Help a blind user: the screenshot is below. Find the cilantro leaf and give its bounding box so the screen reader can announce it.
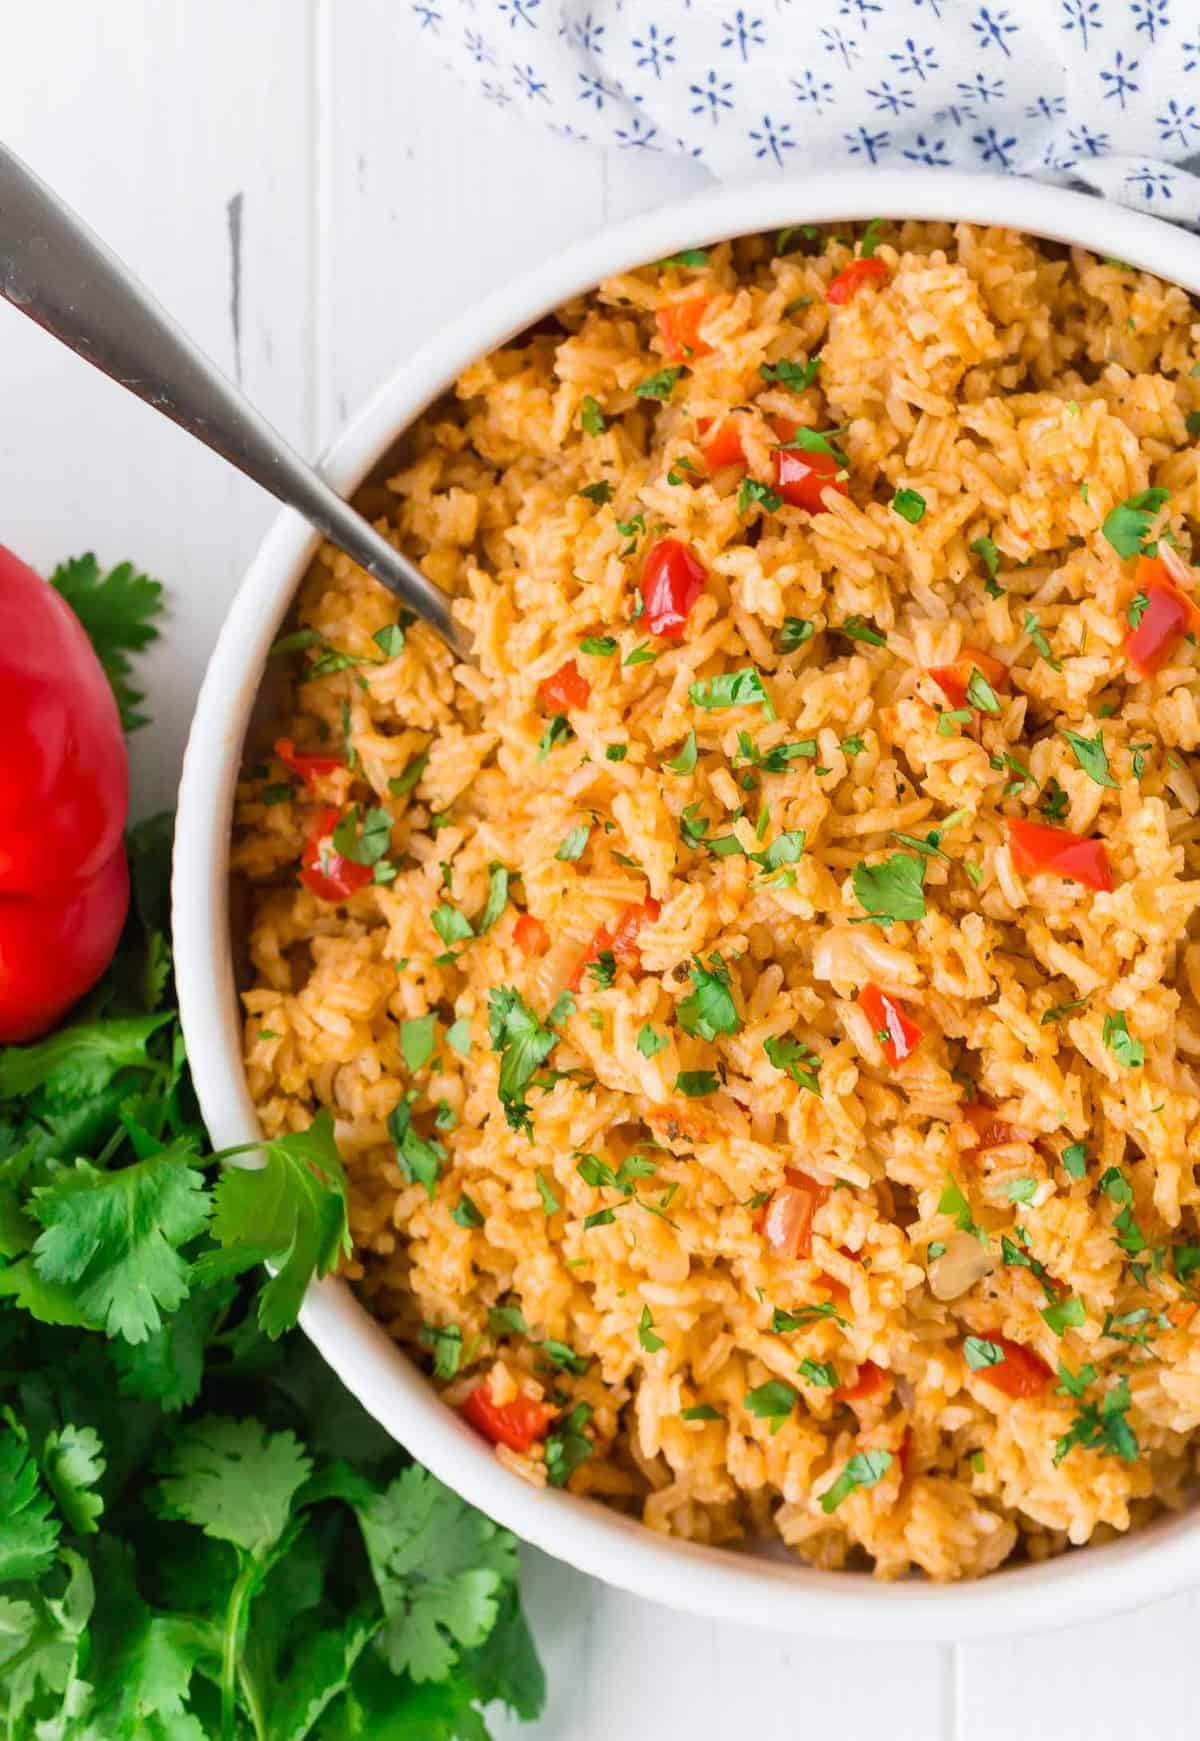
[387,1099,445,1199]
[195,1112,351,1338]
[637,1305,665,1352]
[50,553,164,731]
[1061,729,1119,789]
[675,1070,719,1098]
[963,1336,1005,1370]
[40,1423,106,1535]
[636,1025,667,1059]
[688,667,772,716]
[763,1034,821,1096]
[744,1380,797,1431]
[0,1430,60,1582]
[29,1144,210,1343]
[635,367,683,401]
[545,1403,593,1488]
[851,851,926,927]
[677,954,741,1041]
[0,1013,173,1101]
[666,730,698,774]
[1102,488,1169,559]
[891,488,925,524]
[819,1449,892,1513]
[487,987,558,1134]
[1103,1011,1144,1069]
[580,395,607,434]
[156,1415,311,1555]
[759,355,820,389]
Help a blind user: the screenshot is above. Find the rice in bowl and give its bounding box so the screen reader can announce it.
[232,220,1200,1581]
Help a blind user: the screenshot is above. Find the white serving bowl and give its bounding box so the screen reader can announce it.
[175,169,1200,1639]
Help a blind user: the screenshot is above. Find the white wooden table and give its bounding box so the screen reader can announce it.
[2,4,1195,1733]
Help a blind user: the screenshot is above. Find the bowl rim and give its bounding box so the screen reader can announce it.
[174,167,1200,1640]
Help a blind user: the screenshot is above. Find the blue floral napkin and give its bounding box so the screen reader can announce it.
[403,1,1199,220]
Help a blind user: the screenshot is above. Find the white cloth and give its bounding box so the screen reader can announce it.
[404,0,1200,220]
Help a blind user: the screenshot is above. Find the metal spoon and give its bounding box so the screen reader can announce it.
[0,141,465,657]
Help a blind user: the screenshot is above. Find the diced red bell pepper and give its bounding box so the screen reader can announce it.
[570,896,660,992]
[774,445,846,512]
[761,1168,831,1259]
[699,417,745,470]
[771,417,847,512]
[858,984,923,1068]
[538,659,590,713]
[513,912,550,957]
[972,1333,1053,1400]
[462,1381,557,1452]
[274,737,345,783]
[1124,555,1200,676]
[827,257,890,305]
[836,1359,888,1403]
[299,806,374,902]
[0,545,130,1041]
[642,539,707,640]
[928,645,1009,711]
[656,295,713,364]
[1007,820,1112,891]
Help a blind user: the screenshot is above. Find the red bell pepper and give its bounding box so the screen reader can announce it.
[569,896,660,992]
[972,1333,1053,1400]
[928,645,1009,711]
[1007,819,1112,891]
[698,417,745,470]
[858,983,923,1067]
[656,296,713,363]
[827,257,890,304]
[761,1168,831,1259]
[641,539,707,639]
[538,659,590,713]
[274,737,345,783]
[513,913,550,957]
[1124,554,1200,676]
[462,1381,556,1452]
[0,546,130,1041]
[299,807,374,902]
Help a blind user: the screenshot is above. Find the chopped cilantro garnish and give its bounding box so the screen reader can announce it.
[1042,1296,1086,1336]
[400,1014,437,1072]
[675,1070,719,1098]
[635,366,683,402]
[738,477,783,515]
[760,355,821,390]
[681,1404,723,1421]
[452,1193,485,1230]
[580,635,618,656]
[535,1168,561,1216]
[605,743,628,762]
[638,1305,665,1352]
[636,1024,668,1058]
[939,1176,985,1242]
[544,1403,593,1486]
[1061,1142,1088,1177]
[797,1358,838,1388]
[537,714,572,762]
[688,667,773,717]
[891,488,926,524]
[666,729,698,774]
[1102,488,1169,559]
[331,804,393,866]
[432,904,473,946]
[963,1336,1005,1370]
[851,851,926,927]
[1054,1375,1138,1465]
[1023,610,1062,669]
[488,986,558,1134]
[1061,729,1119,788]
[1126,591,1149,630]
[678,954,741,1041]
[763,1034,822,1096]
[837,616,887,647]
[966,668,1001,714]
[579,480,614,506]
[772,1301,848,1332]
[776,617,815,653]
[820,1449,892,1513]
[744,1379,797,1432]
[421,1321,463,1379]
[555,824,591,862]
[623,642,658,666]
[1103,1011,1144,1068]
[970,534,1000,577]
[580,394,607,434]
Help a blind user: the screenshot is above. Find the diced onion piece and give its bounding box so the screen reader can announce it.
[927,1231,994,1302]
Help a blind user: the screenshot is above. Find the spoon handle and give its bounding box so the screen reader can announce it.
[0,142,463,654]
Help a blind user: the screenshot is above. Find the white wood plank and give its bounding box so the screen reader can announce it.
[0,0,313,813]
[959,1588,1200,1741]
[497,1547,953,1741]
[318,0,705,441]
